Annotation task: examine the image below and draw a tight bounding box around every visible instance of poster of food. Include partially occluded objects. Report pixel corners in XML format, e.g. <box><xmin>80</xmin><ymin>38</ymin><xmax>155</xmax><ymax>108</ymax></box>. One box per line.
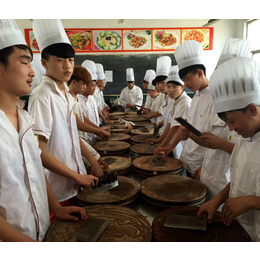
<box><xmin>66</xmin><ymin>29</ymin><xmax>92</xmax><ymax>51</ymax></box>
<box><xmin>93</xmin><ymin>30</ymin><xmax>122</xmax><ymax>51</ymax></box>
<box><xmin>123</xmin><ymin>30</ymin><xmax>151</xmax><ymax>50</ymax></box>
<box><xmin>181</xmin><ymin>28</ymin><xmax>212</xmax><ymax>49</ymax></box>
<box><xmin>152</xmin><ymin>29</ymin><xmax>181</xmax><ymax>50</ymax></box>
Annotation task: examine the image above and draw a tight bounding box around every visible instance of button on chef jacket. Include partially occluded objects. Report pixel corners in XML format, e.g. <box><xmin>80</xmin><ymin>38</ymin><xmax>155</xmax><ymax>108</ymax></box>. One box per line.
<box><xmin>180</xmin><ymin>87</ymin><xmax>214</xmax><ymax>175</ymax></box>
<box><xmin>119</xmin><ymin>85</ymin><xmax>143</xmax><ymax>112</ymax></box>
<box><xmin>0</xmin><ymin>99</ymin><xmax>50</xmax><ymax>241</ymax></box>
<box><xmin>229</xmin><ymin>131</ymin><xmax>260</xmax><ymax>241</ymax></box>
<box><xmin>28</xmin><ymin>76</ymin><xmax>87</xmax><ymax>202</ymax></box>
<box><xmin>78</xmin><ymin>94</ymin><xmax>99</xmax><ymax>145</ymax></box>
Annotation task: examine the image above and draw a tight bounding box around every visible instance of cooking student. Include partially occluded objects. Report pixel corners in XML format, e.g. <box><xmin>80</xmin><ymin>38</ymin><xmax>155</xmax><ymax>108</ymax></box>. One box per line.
<box><xmin>197</xmin><ymin>57</ymin><xmax>260</xmax><ymax>242</ymax></box>
<box><xmin>152</xmin><ymin>65</ymin><xmax>191</xmax><ymax>159</ymax></box>
<box><xmin>78</xmin><ymin>60</ymin><xmax>101</xmax><ymax>145</ymax></box>
<box><xmin>93</xmin><ymin>63</ymin><xmax>111</xmax><ymax>125</ymax></box>
<box><xmin>28</xmin><ymin>19</ymin><xmax>102</xmax><ymax>224</ymax></box>
<box><xmin>155</xmin><ymin>40</ymin><xmax>213</xmax><ymax>178</ymax></box>
<box><xmin>142</xmin><ymin>69</ymin><xmax>155</xmax><ymax>114</ymax></box>
<box><xmin>0</xmin><ymin>19</ymin><xmax>87</xmax><ymax>242</ymax></box>
<box><xmin>182</xmin><ymin>38</ymin><xmax>252</xmax><ymax>202</ymax></box>
<box><xmin>68</xmin><ymin>65</ymin><xmax>109</xmax><ymax>170</ymax></box>
<box><xmin>119</xmin><ymin>68</ymin><xmax>143</xmax><ymax>112</ymax></box>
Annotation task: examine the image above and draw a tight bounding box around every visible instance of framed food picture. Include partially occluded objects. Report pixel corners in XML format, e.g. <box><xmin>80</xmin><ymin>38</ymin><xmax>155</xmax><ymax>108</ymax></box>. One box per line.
<box><xmin>123</xmin><ymin>30</ymin><xmax>152</xmax><ymax>51</ymax></box>
<box><xmin>66</xmin><ymin>29</ymin><xmax>92</xmax><ymax>52</ymax></box>
<box><xmin>93</xmin><ymin>30</ymin><xmax>122</xmax><ymax>51</ymax></box>
<box><xmin>152</xmin><ymin>29</ymin><xmax>181</xmax><ymax>50</ymax></box>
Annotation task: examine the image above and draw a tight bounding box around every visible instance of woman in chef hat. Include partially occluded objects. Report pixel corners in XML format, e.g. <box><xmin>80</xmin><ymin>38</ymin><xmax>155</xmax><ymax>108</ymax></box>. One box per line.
<box><xmin>119</xmin><ymin>68</ymin><xmax>143</xmax><ymax>112</ymax></box>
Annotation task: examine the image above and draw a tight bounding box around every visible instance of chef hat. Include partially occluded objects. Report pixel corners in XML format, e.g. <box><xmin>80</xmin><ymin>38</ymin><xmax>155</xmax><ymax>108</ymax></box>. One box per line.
<box><xmin>126</xmin><ymin>68</ymin><xmax>135</xmax><ymax>82</ymax></box>
<box><xmin>147</xmin><ymin>72</ymin><xmax>156</xmax><ymax>90</ymax></box>
<box><xmin>174</xmin><ymin>40</ymin><xmax>203</xmax><ymax>75</ymax></box>
<box><xmin>31</xmin><ymin>53</ymin><xmax>46</xmax><ymax>85</ymax></box>
<box><xmin>143</xmin><ymin>69</ymin><xmax>155</xmax><ymax>82</ymax></box>
<box><xmin>152</xmin><ymin>56</ymin><xmax>171</xmax><ymax>85</ymax></box>
<box><xmin>209</xmin><ymin>57</ymin><xmax>260</xmax><ymax>113</ymax></box>
<box><xmin>32</xmin><ymin>19</ymin><xmax>72</xmax><ymax>53</ymax></box>
<box><xmin>81</xmin><ymin>60</ymin><xmax>97</xmax><ymax>81</ymax></box>
<box><xmin>96</xmin><ymin>63</ymin><xmax>105</xmax><ymax>80</ymax></box>
<box><xmin>167</xmin><ymin>65</ymin><xmax>184</xmax><ymax>85</ymax></box>
<box><xmin>215</xmin><ymin>38</ymin><xmax>252</xmax><ymax>69</ymax></box>
<box><xmin>0</xmin><ymin>19</ymin><xmax>27</xmax><ymax>51</ymax></box>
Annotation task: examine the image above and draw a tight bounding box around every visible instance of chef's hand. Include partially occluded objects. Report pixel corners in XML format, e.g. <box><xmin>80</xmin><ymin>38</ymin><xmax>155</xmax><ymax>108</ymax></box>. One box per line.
<box><xmin>154</xmin><ymin>146</ymin><xmax>171</xmax><ymax>157</ymax></box>
<box><xmin>220</xmin><ymin>196</ymin><xmax>252</xmax><ymax>226</ymax></box>
<box><xmin>126</xmin><ymin>103</ymin><xmax>132</xmax><ymax>108</ymax></box>
<box><xmin>147</xmin><ymin>138</ymin><xmax>160</xmax><ymax>144</ymax></box>
<box><xmin>142</xmin><ymin>113</ymin><xmax>152</xmax><ymax>119</ymax></box>
<box><xmin>55</xmin><ymin>205</ymin><xmax>87</xmax><ymax>222</ymax></box>
<box><xmin>75</xmin><ymin>174</ymin><xmax>98</xmax><ymax>188</ymax></box>
<box><xmin>90</xmin><ymin>162</ymin><xmax>104</xmax><ymax>177</ymax></box>
<box><xmin>98</xmin><ymin>129</ymin><xmax>110</xmax><ymax>141</ymax></box>
<box><xmin>197</xmin><ymin>198</ymin><xmax>219</xmax><ymax>224</ymax></box>
<box><xmin>98</xmin><ymin>157</ymin><xmax>109</xmax><ymax>170</ymax></box>
<box><xmin>194</xmin><ymin>166</ymin><xmax>202</xmax><ymax>181</ymax></box>
<box><xmin>180</xmin><ymin>125</ymin><xmax>192</xmax><ymax>141</ymax></box>
<box><xmin>158</xmin><ymin>120</ymin><xmax>164</xmax><ymax>128</ymax></box>
<box><xmin>200</xmin><ymin>132</ymin><xmax>222</xmax><ymax>149</ymax></box>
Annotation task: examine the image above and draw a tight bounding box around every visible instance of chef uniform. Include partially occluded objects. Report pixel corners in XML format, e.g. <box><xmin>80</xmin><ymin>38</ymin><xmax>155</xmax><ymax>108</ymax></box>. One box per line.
<box><xmin>209</xmin><ymin>57</ymin><xmax>260</xmax><ymax>242</ymax></box>
<box><xmin>78</xmin><ymin>60</ymin><xmax>99</xmax><ymax>145</ymax></box>
<box><xmin>28</xmin><ymin>19</ymin><xmax>87</xmax><ymax>202</ymax></box>
<box><xmin>143</xmin><ymin>69</ymin><xmax>155</xmax><ymax>110</ymax></box>
<box><xmin>119</xmin><ymin>68</ymin><xmax>143</xmax><ymax>112</ymax></box>
<box><xmin>200</xmin><ymin>38</ymin><xmax>252</xmax><ymax>202</ymax></box>
<box><xmin>0</xmin><ymin>19</ymin><xmax>50</xmax><ymax>241</ymax></box>
<box><xmin>167</xmin><ymin>65</ymin><xmax>191</xmax><ymax>159</ymax></box>
<box><xmin>31</xmin><ymin>53</ymin><xmax>46</xmax><ymax>93</ymax></box>
<box><xmin>175</xmin><ymin>40</ymin><xmax>214</xmax><ymax>176</ymax></box>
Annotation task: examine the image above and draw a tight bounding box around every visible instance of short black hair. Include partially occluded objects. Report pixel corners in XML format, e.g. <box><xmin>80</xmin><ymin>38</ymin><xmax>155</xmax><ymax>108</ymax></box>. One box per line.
<box><xmin>0</xmin><ymin>45</ymin><xmax>33</xmax><ymax>66</ymax></box>
<box><xmin>217</xmin><ymin>105</ymin><xmax>249</xmax><ymax>120</ymax></box>
<box><xmin>167</xmin><ymin>81</ymin><xmax>183</xmax><ymax>86</ymax></box>
<box><xmin>127</xmin><ymin>81</ymin><xmax>134</xmax><ymax>83</ymax></box>
<box><xmin>41</xmin><ymin>43</ymin><xmax>75</xmax><ymax>60</ymax></box>
<box><xmin>179</xmin><ymin>64</ymin><xmax>206</xmax><ymax>79</ymax></box>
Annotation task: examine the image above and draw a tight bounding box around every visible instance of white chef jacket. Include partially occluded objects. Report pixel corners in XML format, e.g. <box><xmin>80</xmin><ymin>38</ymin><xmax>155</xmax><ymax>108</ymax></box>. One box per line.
<box><xmin>228</xmin><ymin>131</ymin><xmax>260</xmax><ymax>241</ymax></box>
<box><xmin>93</xmin><ymin>87</ymin><xmax>104</xmax><ymax>125</ymax></box>
<box><xmin>169</xmin><ymin>91</ymin><xmax>192</xmax><ymax>159</ymax></box>
<box><xmin>149</xmin><ymin>93</ymin><xmax>163</xmax><ymax>126</ymax></box>
<box><xmin>28</xmin><ymin>76</ymin><xmax>87</xmax><ymax>202</ymax></box>
<box><xmin>180</xmin><ymin>87</ymin><xmax>214</xmax><ymax>175</ymax></box>
<box><xmin>200</xmin><ymin>109</ymin><xmax>239</xmax><ymax>202</ymax></box>
<box><xmin>162</xmin><ymin>94</ymin><xmax>175</xmax><ymax>128</ymax></box>
<box><xmin>144</xmin><ymin>93</ymin><xmax>152</xmax><ymax>109</ymax></box>
<box><xmin>73</xmin><ymin>97</ymin><xmax>100</xmax><ymax>166</ymax></box>
<box><xmin>78</xmin><ymin>94</ymin><xmax>99</xmax><ymax>145</ymax></box>
<box><xmin>0</xmin><ymin>100</ymin><xmax>50</xmax><ymax>241</ymax></box>
<box><xmin>119</xmin><ymin>85</ymin><xmax>143</xmax><ymax>112</ymax></box>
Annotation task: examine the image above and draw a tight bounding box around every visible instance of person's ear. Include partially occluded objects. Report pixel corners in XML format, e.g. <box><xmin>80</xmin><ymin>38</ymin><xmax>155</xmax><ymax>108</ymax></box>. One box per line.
<box><xmin>197</xmin><ymin>69</ymin><xmax>203</xmax><ymax>78</ymax></box>
<box><xmin>248</xmin><ymin>104</ymin><xmax>258</xmax><ymax>116</ymax></box>
<box><xmin>41</xmin><ymin>59</ymin><xmax>48</xmax><ymax>70</ymax></box>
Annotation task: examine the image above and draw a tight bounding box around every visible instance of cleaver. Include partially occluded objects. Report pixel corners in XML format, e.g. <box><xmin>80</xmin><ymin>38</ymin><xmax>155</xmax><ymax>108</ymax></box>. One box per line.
<box><xmin>74</xmin><ymin>218</ymin><xmax>110</xmax><ymax>242</ymax></box>
<box><xmin>175</xmin><ymin>117</ymin><xmax>203</xmax><ymax>137</ymax></box>
<box><xmin>164</xmin><ymin>214</ymin><xmax>207</xmax><ymax>231</ymax></box>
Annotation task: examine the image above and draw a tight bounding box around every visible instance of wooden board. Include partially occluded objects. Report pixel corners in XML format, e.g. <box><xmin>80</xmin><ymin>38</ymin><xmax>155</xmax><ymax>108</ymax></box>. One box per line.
<box><xmin>75</xmin><ymin>176</ymin><xmax>139</xmax><ymax>206</ymax></box>
<box><xmin>44</xmin><ymin>204</ymin><xmax>152</xmax><ymax>242</ymax></box>
<box><xmin>124</xmin><ymin>116</ymin><xmax>149</xmax><ymax>122</ymax></box>
<box><xmin>140</xmin><ymin>175</ymin><xmax>207</xmax><ymax>207</ymax></box>
<box><xmin>109</xmin><ymin>115</ymin><xmax>126</xmax><ymax>120</ymax></box>
<box><xmin>131</xmin><ymin>128</ymin><xmax>154</xmax><ymax>135</ymax></box>
<box><xmin>110</xmin><ymin>112</ymin><xmax>126</xmax><ymax>116</ymax></box>
<box><xmin>101</xmin><ymin>156</ymin><xmax>132</xmax><ymax>176</ymax></box>
<box><xmin>92</xmin><ymin>141</ymin><xmax>130</xmax><ymax>156</ymax></box>
<box><xmin>152</xmin><ymin>206</ymin><xmax>251</xmax><ymax>242</ymax></box>
<box><xmin>97</xmin><ymin>133</ymin><xmax>131</xmax><ymax>142</ymax></box>
<box><xmin>130</xmin><ymin>134</ymin><xmax>157</xmax><ymax>145</ymax></box>
<box><xmin>130</xmin><ymin>143</ymin><xmax>161</xmax><ymax>160</ymax></box>
<box><xmin>133</xmin><ymin>122</ymin><xmax>154</xmax><ymax>128</ymax></box>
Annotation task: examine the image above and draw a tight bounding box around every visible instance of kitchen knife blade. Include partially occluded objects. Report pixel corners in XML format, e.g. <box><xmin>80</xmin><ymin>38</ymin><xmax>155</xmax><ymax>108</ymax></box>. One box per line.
<box><xmin>175</xmin><ymin>117</ymin><xmax>203</xmax><ymax>137</ymax></box>
<box><xmin>149</xmin><ymin>157</ymin><xmax>164</xmax><ymax>166</ymax></box>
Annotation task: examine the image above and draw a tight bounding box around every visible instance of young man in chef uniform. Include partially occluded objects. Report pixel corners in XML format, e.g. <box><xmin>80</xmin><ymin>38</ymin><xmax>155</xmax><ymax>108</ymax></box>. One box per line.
<box><xmin>78</xmin><ymin>60</ymin><xmax>101</xmax><ymax>145</ymax></box>
<box><xmin>142</xmin><ymin>69</ymin><xmax>155</xmax><ymax>114</ymax></box>
<box><xmin>119</xmin><ymin>68</ymin><xmax>143</xmax><ymax>112</ymax></box>
<box><xmin>0</xmin><ymin>19</ymin><xmax>87</xmax><ymax>241</ymax></box>
<box><xmin>155</xmin><ymin>40</ymin><xmax>213</xmax><ymax>178</ymax></box>
<box><xmin>28</xmin><ymin>19</ymin><xmax>101</xmax><ymax>223</ymax></box>
<box><xmin>198</xmin><ymin>57</ymin><xmax>260</xmax><ymax>242</ymax></box>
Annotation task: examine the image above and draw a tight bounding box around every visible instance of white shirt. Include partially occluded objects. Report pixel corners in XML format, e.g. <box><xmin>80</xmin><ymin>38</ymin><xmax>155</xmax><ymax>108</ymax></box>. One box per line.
<box><xmin>180</xmin><ymin>87</ymin><xmax>214</xmax><ymax>174</ymax></box>
<box><xmin>144</xmin><ymin>93</ymin><xmax>152</xmax><ymax>109</ymax></box>
<box><xmin>200</xmin><ymin>109</ymin><xmax>239</xmax><ymax>201</ymax></box>
<box><xmin>229</xmin><ymin>132</ymin><xmax>260</xmax><ymax>241</ymax></box>
<box><xmin>119</xmin><ymin>85</ymin><xmax>143</xmax><ymax>112</ymax></box>
<box><xmin>149</xmin><ymin>93</ymin><xmax>163</xmax><ymax>125</ymax></box>
<box><xmin>169</xmin><ymin>91</ymin><xmax>192</xmax><ymax>159</ymax></box>
<box><xmin>93</xmin><ymin>87</ymin><xmax>104</xmax><ymax>125</ymax></box>
<box><xmin>0</xmin><ymin>100</ymin><xmax>50</xmax><ymax>241</ymax></box>
<box><xmin>78</xmin><ymin>94</ymin><xmax>99</xmax><ymax>145</ymax></box>
<box><xmin>28</xmin><ymin>76</ymin><xmax>87</xmax><ymax>202</ymax></box>
<box><xmin>162</xmin><ymin>94</ymin><xmax>175</xmax><ymax>128</ymax></box>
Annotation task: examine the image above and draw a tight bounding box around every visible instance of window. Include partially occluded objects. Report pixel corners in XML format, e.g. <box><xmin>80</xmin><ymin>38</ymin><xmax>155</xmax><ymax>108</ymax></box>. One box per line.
<box><xmin>246</xmin><ymin>19</ymin><xmax>260</xmax><ymax>62</ymax></box>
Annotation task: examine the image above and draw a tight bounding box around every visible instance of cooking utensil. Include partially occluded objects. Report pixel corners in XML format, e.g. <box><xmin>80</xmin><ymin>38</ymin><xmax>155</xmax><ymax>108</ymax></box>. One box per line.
<box><xmin>175</xmin><ymin>117</ymin><xmax>203</xmax><ymax>137</ymax></box>
<box><xmin>103</xmin><ymin>157</ymin><xmax>117</xmax><ymax>165</ymax></box>
<box><xmin>149</xmin><ymin>157</ymin><xmax>164</xmax><ymax>166</ymax></box>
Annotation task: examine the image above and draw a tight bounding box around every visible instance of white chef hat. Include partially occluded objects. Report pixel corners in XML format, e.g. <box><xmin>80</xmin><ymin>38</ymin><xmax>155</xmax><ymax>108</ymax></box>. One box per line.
<box><xmin>147</xmin><ymin>72</ymin><xmax>156</xmax><ymax>90</ymax></box>
<box><xmin>143</xmin><ymin>69</ymin><xmax>155</xmax><ymax>82</ymax></box>
<box><xmin>32</xmin><ymin>19</ymin><xmax>72</xmax><ymax>53</ymax></box>
<box><xmin>126</xmin><ymin>68</ymin><xmax>135</xmax><ymax>82</ymax></box>
<box><xmin>0</xmin><ymin>19</ymin><xmax>27</xmax><ymax>51</ymax></box>
<box><xmin>152</xmin><ymin>56</ymin><xmax>171</xmax><ymax>85</ymax></box>
<box><xmin>96</xmin><ymin>63</ymin><xmax>105</xmax><ymax>80</ymax></box>
<box><xmin>167</xmin><ymin>65</ymin><xmax>184</xmax><ymax>85</ymax></box>
<box><xmin>174</xmin><ymin>40</ymin><xmax>204</xmax><ymax>78</ymax></box>
<box><xmin>215</xmin><ymin>38</ymin><xmax>252</xmax><ymax>69</ymax></box>
<box><xmin>31</xmin><ymin>53</ymin><xmax>46</xmax><ymax>85</ymax></box>
<box><xmin>81</xmin><ymin>60</ymin><xmax>97</xmax><ymax>81</ymax></box>
<box><xmin>209</xmin><ymin>57</ymin><xmax>260</xmax><ymax>113</ymax></box>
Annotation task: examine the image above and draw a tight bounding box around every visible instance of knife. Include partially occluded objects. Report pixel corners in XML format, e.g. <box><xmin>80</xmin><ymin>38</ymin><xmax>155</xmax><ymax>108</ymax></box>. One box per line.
<box><xmin>175</xmin><ymin>117</ymin><xmax>203</xmax><ymax>137</ymax></box>
<box><xmin>164</xmin><ymin>214</ymin><xmax>207</xmax><ymax>231</ymax></box>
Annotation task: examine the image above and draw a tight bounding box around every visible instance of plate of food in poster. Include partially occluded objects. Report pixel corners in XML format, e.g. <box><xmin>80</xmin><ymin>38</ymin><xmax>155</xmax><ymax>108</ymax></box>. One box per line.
<box><xmin>153</xmin><ymin>30</ymin><xmax>180</xmax><ymax>49</ymax></box>
<box><xmin>123</xmin><ymin>30</ymin><xmax>151</xmax><ymax>50</ymax></box>
<box><xmin>29</xmin><ymin>31</ymin><xmax>40</xmax><ymax>52</ymax></box>
<box><xmin>182</xmin><ymin>29</ymin><xmax>208</xmax><ymax>48</ymax></box>
<box><xmin>94</xmin><ymin>30</ymin><xmax>122</xmax><ymax>50</ymax></box>
<box><xmin>66</xmin><ymin>30</ymin><xmax>92</xmax><ymax>51</ymax></box>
